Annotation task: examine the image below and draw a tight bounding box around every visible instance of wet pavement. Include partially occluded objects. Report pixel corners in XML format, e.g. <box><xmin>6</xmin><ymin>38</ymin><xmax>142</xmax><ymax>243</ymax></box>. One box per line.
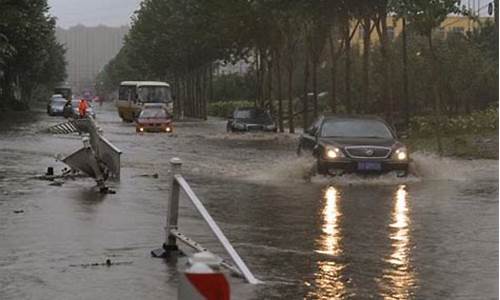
<box><xmin>0</xmin><ymin>104</ymin><xmax>498</xmax><ymax>299</ymax></box>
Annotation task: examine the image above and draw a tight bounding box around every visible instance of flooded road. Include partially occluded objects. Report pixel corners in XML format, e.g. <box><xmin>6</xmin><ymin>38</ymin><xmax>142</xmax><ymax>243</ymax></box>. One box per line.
<box><xmin>0</xmin><ymin>104</ymin><xmax>498</xmax><ymax>299</ymax></box>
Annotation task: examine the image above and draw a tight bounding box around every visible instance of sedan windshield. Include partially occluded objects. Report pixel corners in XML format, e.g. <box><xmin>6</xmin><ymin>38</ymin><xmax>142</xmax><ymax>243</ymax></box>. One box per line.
<box><xmin>234</xmin><ymin>109</ymin><xmax>273</xmax><ymax>124</ymax></box>
<box><xmin>140</xmin><ymin>109</ymin><xmax>167</xmax><ymax>119</ymax></box>
<box><xmin>51</xmin><ymin>98</ymin><xmax>67</xmax><ymax>105</ymax></box>
<box><xmin>321</xmin><ymin>119</ymin><xmax>393</xmax><ymax>139</ymax></box>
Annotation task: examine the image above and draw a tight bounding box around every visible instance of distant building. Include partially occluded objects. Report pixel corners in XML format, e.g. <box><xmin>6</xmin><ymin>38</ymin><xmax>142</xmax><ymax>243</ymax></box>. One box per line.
<box><xmin>353</xmin><ymin>16</ymin><xmax>494</xmax><ymax>49</ymax></box>
<box><xmin>56</xmin><ymin>25</ymin><xmax>129</xmax><ymax>95</ymax></box>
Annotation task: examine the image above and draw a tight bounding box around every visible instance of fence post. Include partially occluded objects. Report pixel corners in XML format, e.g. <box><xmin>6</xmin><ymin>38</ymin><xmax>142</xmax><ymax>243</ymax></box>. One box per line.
<box><xmin>165</xmin><ymin>157</ymin><xmax>182</xmax><ymax>251</ymax></box>
<box><xmin>151</xmin><ymin>157</ymin><xmax>182</xmax><ymax>257</ymax></box>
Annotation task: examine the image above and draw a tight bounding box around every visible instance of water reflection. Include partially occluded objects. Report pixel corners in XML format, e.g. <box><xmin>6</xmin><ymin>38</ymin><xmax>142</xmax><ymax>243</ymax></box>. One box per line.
<box><xmin>318</xmin><ymin>186</ymin><xmax>342</xmax><ymax>256</ymax></box>
<box><xmin>382</xmin><ymin>185</ymin><xmax>416</xmax><ymax>299</ymax></box>
<box><xmin>308</xmin><ymin>186</ymin><xmax>346</xmax><ymax>299</ymax></box>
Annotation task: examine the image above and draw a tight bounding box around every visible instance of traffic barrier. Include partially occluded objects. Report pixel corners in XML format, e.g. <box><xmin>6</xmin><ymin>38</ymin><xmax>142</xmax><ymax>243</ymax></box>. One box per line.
<box><xmin>178</xmin><ymin>252</ymin><xmax>230</xmax><ymax>300</ymax></box>
<box><xmin>152</xmin><ymin>158</ymin><xmax>261</xmax><ymax>285</ymax></box>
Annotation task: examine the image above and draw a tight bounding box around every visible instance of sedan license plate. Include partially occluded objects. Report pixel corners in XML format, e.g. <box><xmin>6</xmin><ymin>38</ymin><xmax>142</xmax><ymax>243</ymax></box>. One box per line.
<box><xmin>357</xmin><ymin>161</ymin><xmax>382</xmax><ymax>171</ymax></box>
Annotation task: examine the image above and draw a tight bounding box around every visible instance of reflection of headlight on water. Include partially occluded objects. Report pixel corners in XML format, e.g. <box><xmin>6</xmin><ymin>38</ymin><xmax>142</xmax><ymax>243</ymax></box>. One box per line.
<box><xmin>325</xmin><ymin>186</ymin><xmax>337</xmax><ymax>200</ymax></box>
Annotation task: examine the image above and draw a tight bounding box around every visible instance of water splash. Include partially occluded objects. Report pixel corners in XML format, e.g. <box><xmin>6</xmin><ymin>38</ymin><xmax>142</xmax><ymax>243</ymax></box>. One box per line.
<box><xmin>246</xmin><ymin>151</ymin><xmax>497</xmax><ymax>185</ymax></box>
<box><xmin>409</xmin><ymin>151</ymin><xmax>497</xmax><ymax>181</ymax></box>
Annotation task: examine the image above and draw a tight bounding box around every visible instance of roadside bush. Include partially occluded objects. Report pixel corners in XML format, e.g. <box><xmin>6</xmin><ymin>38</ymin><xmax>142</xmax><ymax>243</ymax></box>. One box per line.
<box><xmin>409</xmin><ymin>106</ymin><xmax>498</xmax><ymax>136</ymax></box>
<box><xmin>208</xmin><ymin>100</ymin><xmax>254</xmax><ymax>118</ymax></box>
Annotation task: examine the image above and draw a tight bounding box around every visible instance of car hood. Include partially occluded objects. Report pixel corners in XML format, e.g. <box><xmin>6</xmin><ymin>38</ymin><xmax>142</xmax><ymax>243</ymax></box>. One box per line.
<box><xmin>52</xmin><ymin>103</ymin><xmax>65</xmax><ymax>109</ymax></box>
<box><xmin>319</xmin><ymin>137</ymin><xmax>397</xmax><ymax>148</ymax></box>
<box><xmin>234</xmin><ymin>118</ymin><xmax>274</xmax><ymax>125</ymax></box>
<box><xmin>137</xmin><ymin>118</ymin><xmax>171</xmax><ymax>124</ymax></box>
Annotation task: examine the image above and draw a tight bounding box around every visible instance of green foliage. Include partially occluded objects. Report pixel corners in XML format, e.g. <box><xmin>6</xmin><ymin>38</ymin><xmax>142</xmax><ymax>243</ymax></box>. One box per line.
<box><xmin>100</xmin><ymin>0</ymin><xmax>497</xmax><ymax>127</ymax></box>
<box><xmin>208</xmin><ymin>100</ymin><xmax>254</xmax><ymax>118</ymax></box>
<box><xmin>0</xmin><ymin>0</ymin><xmax>66</xmax><ymax>108</ymax></box>
<box><xmin>409</xmin><ymin>106</ymin><xmax>499</xmax><ymax>136</ymax></box>
<box><xmin>212</xmin><ymin>73</ymin><xmax>256</xmax><ymax>102</ymax></box>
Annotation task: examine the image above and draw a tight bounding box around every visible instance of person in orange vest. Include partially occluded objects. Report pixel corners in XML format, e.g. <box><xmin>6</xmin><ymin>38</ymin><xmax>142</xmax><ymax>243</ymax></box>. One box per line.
<box><xmin>78</xmin><ymin>99</ymin><xmax>88</xmax><ymax>118</ymax></box>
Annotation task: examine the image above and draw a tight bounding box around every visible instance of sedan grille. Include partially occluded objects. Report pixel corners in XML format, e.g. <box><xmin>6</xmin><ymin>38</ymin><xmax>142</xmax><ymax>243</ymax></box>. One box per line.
<box><xmin>247</xmin><ymin>125</ymin><xmax>264</xmax><ymax>131</ymax></box>
<box><xmin>344</xmin><ymin>146</ymin><xmax>391</xmax><ymax>159</ymax></box>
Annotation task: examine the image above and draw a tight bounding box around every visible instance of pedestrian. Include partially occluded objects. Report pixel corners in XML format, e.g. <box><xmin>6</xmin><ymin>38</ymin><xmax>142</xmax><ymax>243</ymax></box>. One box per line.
<box><xmin>78</xmin><ymin>98</ymin><xmax>88</xmax><ymax>118</ymax></box>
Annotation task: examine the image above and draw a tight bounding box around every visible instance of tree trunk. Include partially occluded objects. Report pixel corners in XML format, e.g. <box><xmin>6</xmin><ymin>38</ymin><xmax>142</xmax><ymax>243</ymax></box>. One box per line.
<box><xmin>303</xmin><ymin>52</ymin><xmax>310</xmax><ymax>129</ymax></box>
<box><xmin>287</xmin><ymin>63</ymin><xmax>295</xmax><ymax>133</ymax></box>
<box><xmin>255</xmin><ymin>49</ymin><xmax>260</xmax><ymax>107</ymax></box>
<box><xmin>204</xmin><ymin>66</ymin><xmax>209</xmax><ymax>120</ymax></box>
<box><xmin>267</xmin><ymin>54</ymin><xmax>274</xmax><ymax>116</ymax></box>
<box><xmin>276</xmin><ymin>53</ymin><xmax>284</xmax><ymax>132</ymax></box>
<box><xmin>378</xmin><ymin>11</ymin><xmax>392</xmax><ymax>122</ymax></box>
<box><xmin>312</xmin><ymin>58</ymin><xmax>318</xmax><ymax>120</ymax></box>
<box><xmin>495</xmin><ymin>0</ymin><xmax>499</xmax><ymax>38</ymax></box>
<box><xmin>362</xmin><ymin>16</ymin><xmax>371</xmax><ymax>113</ymax></box>
<box><xmin>402</xmin><ymin>17</ymin><xmax>410</xmax><ymax>129</ymax></box>
<box><xmin>344</xmin><ymin>23</ymin><xmax>352</xmax><ymax>114</ymax></box>
<box><xmin>328</xmin><ymin>33</ymin><xmax>337</xmax><ymax>113</ymax></box>
<box><xmin>209</xmin><ymin>62</ymin><xmax>214</xmax><ymax>103</ymax></box>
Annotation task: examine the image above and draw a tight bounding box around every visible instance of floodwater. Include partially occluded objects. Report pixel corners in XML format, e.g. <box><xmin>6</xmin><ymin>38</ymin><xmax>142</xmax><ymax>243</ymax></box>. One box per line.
<box><xmin>0</xmin><ymin>104</ymin><xmax>497</xmax><ymax>299</ymax></box>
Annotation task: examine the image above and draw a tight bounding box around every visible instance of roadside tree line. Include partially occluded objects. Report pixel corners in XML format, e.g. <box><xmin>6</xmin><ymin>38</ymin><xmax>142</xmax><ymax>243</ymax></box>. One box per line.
<box><xmin>0</xmin><ymin>0</ymin><xmax>67</xmax><ymax>110</ymax></box>
<box><xmin>98</xmin><ymin>0</ymin><xmax>498</xmax><ymax>140</ymax></box>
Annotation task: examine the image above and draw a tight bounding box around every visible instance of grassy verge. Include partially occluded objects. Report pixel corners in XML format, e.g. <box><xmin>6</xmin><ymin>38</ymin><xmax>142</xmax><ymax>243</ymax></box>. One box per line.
<box><xmin>404</xmin><ymin>131</ymin><xmax>498</xmax><ymax>159</ymax></box>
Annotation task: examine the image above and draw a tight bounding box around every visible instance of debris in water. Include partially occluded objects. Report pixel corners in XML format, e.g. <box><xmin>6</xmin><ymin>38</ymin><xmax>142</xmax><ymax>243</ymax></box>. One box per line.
<box><xmin>69</xmin><ymin>259</ymin><xmax>133</xmax><ymax>268</ymax></box>
<box><xmin>136</xmin><ymin>173</ymin><xmax>159</xmax><ymax>178</ymax></box>
<box><xmin>49</xmin><ymin>180</ymin><xmax>64</xmax><ymax>186</ymax></box>
<box><xmin>13</xmin><ymin>210</ymin><xmax>24</xmax><ymax>214</ymax></box>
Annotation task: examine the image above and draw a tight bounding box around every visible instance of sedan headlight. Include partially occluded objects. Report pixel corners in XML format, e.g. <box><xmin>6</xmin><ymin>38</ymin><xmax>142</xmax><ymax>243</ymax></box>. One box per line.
<box><xmin>265</xmin><ymin>124</ymin><xmax>276</xmax><ymax>131</ymax></box>
<box><xmin>394</xmin><ymin>147</ymin><xmax>408</xmax><ymax>161</ymax></box>
<box><xmin>325</xmin><ymin>146</ymin><xmax>344</xmax><ymax>159</ymax></box>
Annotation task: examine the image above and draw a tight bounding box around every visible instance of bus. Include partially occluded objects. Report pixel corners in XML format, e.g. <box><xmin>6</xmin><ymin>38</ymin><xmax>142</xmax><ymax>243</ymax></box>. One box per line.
<box><xmin>54</xmin><ymin>83</ymin><xmax>72</xmax><ymax>100</ymax></box>
<box><xmin>116</xmin><ymin>81</ymin><xmax>172</xmax><ymax>122</ymax></box>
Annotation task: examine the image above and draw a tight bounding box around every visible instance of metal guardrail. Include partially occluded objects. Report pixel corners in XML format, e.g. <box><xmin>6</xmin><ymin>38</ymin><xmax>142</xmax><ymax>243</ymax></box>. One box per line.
<box><xmin>152</xmin><ymin>158</ymin><xmax>261</xmax><ymax>285</ymax></box>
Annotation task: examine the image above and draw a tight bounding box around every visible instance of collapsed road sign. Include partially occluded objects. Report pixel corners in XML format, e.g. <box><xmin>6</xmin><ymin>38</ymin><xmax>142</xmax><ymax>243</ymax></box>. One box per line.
<box><xmin>47</xmin><ymin>117</ymin><xmax>121</xmax><ymax>192</ymax></box>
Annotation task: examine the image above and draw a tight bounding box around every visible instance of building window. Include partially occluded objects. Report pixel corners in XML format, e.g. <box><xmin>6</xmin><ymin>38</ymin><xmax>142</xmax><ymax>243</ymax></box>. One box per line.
<box><xmin>449</xmin><ymin>26</ymin><xmax>465</xmax><ymax>36</ymax></box>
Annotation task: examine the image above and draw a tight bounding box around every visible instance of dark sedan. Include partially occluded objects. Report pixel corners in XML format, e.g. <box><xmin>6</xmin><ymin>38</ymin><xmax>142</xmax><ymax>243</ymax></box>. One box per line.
<box><xmin>298</xmin><ymin>115</ymin><xmax>409</xmax><ymax>176</ymax></box>
<box><xmin>227</xmin><ymin>107</ymin><xmax>277</xmax><ymax>132</ymax></box>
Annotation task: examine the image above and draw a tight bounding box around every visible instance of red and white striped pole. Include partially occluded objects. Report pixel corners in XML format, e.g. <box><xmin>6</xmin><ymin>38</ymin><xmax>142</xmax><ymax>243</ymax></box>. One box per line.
<box><xmin>178</xmin><ymin>252</ymin><xmax>230</xmax><ymax>300</ymax></box>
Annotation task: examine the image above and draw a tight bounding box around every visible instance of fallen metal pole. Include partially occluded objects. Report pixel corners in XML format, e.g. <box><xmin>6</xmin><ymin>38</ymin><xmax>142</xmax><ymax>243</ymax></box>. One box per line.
<box><xmin>170</xmin><ymin>229</ymin><xmax>243</xmax><ymax>277</ymax></box>
<box><xmin>175</xmin><ymin>174</ymin><xmax>261</xmax><ymax>284</ymax></box>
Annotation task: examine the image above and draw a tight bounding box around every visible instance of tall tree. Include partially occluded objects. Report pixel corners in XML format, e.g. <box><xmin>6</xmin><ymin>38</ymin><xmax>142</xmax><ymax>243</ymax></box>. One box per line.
<box><xmin>403</xmin><ymin>0</ymin><xmax>461</xmax><ymax>154</ymax></box>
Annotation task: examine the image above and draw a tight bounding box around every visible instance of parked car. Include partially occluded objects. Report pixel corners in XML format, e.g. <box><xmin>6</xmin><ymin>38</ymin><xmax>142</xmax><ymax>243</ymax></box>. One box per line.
<box><xmin>63</xmin><ymin>99</ymin><xmax>96</xmax><ymax>119</ymax></box>
<box><xmin>226</xmin><ymin>107</ymin><xmax>277</xmax><ymax>132</ymax></box>
<box><xmin>46</xmin><ymin>94</ymin><xmax>67</xmax><ymax>116</ymax></box>
<box><xmin>135</xmin><ymin>103</ymin><xmax>173</xmax><ymax>133</ymax></box>
<box><xmin>298</xmin><ymin>115</ymin><xmax>409</xmax><ymax>177</ymax></box>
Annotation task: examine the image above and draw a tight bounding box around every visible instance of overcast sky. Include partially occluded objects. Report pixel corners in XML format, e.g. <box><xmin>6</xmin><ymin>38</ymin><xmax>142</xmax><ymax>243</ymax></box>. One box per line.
<box><xmin>48</xmin><ymin>0</ymin><xmax>142</xmax><ymax>28</ymax></box>
<box><xmin>48</xmin><ymin>0</ymin><xmax>490</xmax><ymax>29</ymax></box>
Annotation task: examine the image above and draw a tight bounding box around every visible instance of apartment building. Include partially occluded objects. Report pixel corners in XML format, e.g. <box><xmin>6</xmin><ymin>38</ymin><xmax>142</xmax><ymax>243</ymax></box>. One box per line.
<box><xmin>56</xmin><ymin>25</ymin><xmax>129</xmax><ymax>95</ymax></box>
